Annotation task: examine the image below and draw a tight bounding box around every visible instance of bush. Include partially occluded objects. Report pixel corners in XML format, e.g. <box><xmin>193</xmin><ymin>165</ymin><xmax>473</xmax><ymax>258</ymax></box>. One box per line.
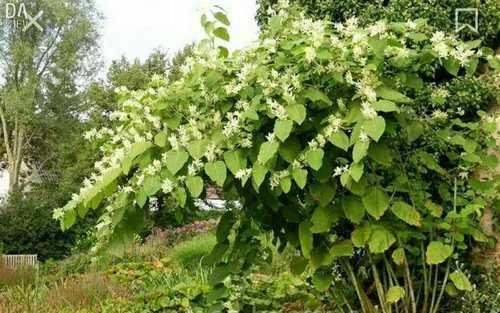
<box><xmin>257</xmin><ymin>0</ymin><xmax>500</xmax><ymax>48</ymax></box>
<box><xmin>58</xmin><ymin>4</ymin><xmax>499</xmax><ymax>313</ymax></box>
<box><xmin>0</xmin><ymin>192</ymin><xmax>94</xmax><ymax>261</ymax></box>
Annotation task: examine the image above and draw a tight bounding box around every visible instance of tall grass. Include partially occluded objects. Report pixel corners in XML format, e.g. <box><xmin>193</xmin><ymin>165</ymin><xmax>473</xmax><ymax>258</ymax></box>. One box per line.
<box><xmin>168</xmin><ymin>232</ymin><xmax>216</xmax><ymax>269</ymax></box>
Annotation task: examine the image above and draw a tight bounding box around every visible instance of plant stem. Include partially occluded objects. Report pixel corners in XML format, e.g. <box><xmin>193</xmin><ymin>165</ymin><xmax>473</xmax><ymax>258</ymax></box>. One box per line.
<box><xmin>369</xmin><ymin>253</ymin><xmax>388</xmax><ymax>313</ymax></box>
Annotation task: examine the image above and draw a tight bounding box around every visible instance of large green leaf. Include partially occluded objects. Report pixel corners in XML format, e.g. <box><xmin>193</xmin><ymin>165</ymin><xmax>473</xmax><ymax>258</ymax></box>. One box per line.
<box><xmin>299</xmin><ymin>221</ymin><xmax>313</xmax><ymax>258</ymax></box>
<box><xmin>143</xmin><ymin>176</ymin><xmax>162</xmax><ymax>196</ymax></box>
<box><xmin>372</xmin><ymin>100</ymin><xmax>399</xmax><ymax>112</ymax></box>
<box><xmin>213</xmin><ymin>27</ymin><xmax>230</xmax><ymax>41</ymax></box>
<box><xmin>187</xmin><ymin>140</ymin><xmax>207</xmax><ymax>159</ymax></box>
<box><xmin>350</xmin><ymin>162</ymin><xmax>364</xmax><ymax>182</ymax></box>
<box><xmin>330</xmin><ymin>240</ymin><xmax>353</xmax><ymax>257</ymax></box>
<box><xmin>449</xmin><ymin>270</ymin><xmax>472</xmax><ymax>291</ymax></box>
<box><xmin>310</xmin><ymin>206</ymin><xmax>335</xmax><ymax>233</ymax></box>
<box><xmin>329</xmin><ymin>130</ymin><xmax>350</xmax><ymax>151</ymax></box>
<box><xmin>362</xmin><ymin>187</ymin><xmax>389</xmax><ymax>220</ymax></box>
<box><xmin>258</xmin><ymin>141</ymin><xmax>280</xmax><ymax>164</ymax></box>
<box><xmin>286</xmin><ymin>104</ymin><xmax>307</xmax><ymax>125</ymax></box>
<box><xmin>426</xmin><ymin>241</ymin><xmax>453</xmax><ymax>265</ymax></box>
<box><xmin>353</xmin><ymin>141</ymin><xmax>369</xmax><ymax>163</ymax></box>
<box><xmin>224</xmin><ymin>150</ymin><xmax>247</xmax><ymax>175</ymax></box>
<box><xmin>274</xmin><ymin>119</ymin><xmax>294</xmax><ymax>142</ymax></box>
<box><xmin>312</xmin><ymin>271</ymin><xmax>332</xmax><ymax>291</ymax></box>
<box><xmin>351</xmin><ymin>224</ymin><xmax>372</xmax><ymax>248</ymax></box>
<box><xmin>122</xmin><ymin>142</ymin><xmax>153</xmax><ymax>174</ymax></box>
<box><xmin>363</xmin><ymin>116</ymin><xmax>385</xmax><ymax>142</ymax></box>
<box><xmin>279</xmin><ymin>137</ymin><xmax>301</xmax><ymax>163</ymax></box>
<box><xmin>390</xmin><ymin>201</ymin><xmax>422</xmax><ymax>226</ymax></box>
<box><xmin>376</xmin><ymin>86</ymin><xmax>411</xmax><ymax>103</ymax></box>
<box><xmin>310</xmin><ymin>183</ymin><xmax>335</xmax><ymax>207</ymax></box>
<box><xmin>392</xmin><ymin>248</ymin><xmax>405</xmax><ymax>265</ymax></box>
<box><xmin>305</xmin><ymin>148</ymin><xmax>324</xmax><ymax>170</ymax></box>
<box><xmin>251</xmin><ymin>164</ymin><xmax>268</xmax><ymax>190</ymax></box>
<box><xmin>368</xmin><ymin>226</ymin><xmax>396</xmax><ymax>253</ymax></box>
<box><xmin>205</xmin><ymin>161</ymin><xmax>227</xmax><ymax>187</ymax></box>
<box><xmin>165</xmin><ymin>149</ymin><xmax>189</xmax><ymax>175</ymax></box>
<box><xmin>341</xmin><ymin>196</ymin><xmax>365</xmax><ymax>224</ymax></box>
<box><xmin>386</xmin><ymin>286</ymin><xmax>405</xmax><ymax>304</ymax></box>
<box><xmin>186</xmin><ymin>175</ymin><xmax>204</xmax><ymax>198</ymax></box>
<box><xmin>303</xmin><ymin>88</ymin><xmax>332</xmax><ymax>105</ymax></box>
<box><xmin>292</xmin><ymin>168</ymin><xmax>308</xmax><ymax>189</ymax></box>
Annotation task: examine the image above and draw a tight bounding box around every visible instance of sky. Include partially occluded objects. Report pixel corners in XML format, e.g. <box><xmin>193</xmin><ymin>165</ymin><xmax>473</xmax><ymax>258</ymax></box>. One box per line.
<box><xmin>95</xmin><ymin>0</ymin><xmax>260</xmax><ymax>66</ymax></box>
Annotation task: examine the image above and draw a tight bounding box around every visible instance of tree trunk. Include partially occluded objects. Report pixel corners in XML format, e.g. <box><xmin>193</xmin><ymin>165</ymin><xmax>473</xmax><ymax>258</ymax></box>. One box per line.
<box><xmin>0</xmin><ymin>107</ymin><xmax>25</xmax><ymax>195</ymax></box>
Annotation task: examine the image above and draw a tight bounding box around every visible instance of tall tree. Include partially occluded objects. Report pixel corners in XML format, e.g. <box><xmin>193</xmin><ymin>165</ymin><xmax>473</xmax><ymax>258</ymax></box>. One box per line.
<box><xmin>0</xmin><ymin>0</ymin><xmax>100</xmax><ymax>194</ymax></box>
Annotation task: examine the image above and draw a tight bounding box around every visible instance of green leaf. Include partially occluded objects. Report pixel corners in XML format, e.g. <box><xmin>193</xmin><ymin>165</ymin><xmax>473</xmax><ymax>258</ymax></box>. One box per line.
<box><xmin>174</xmin><ymin>187</ymin><xmax>187</xmax><ymax>207</ymax></box>
<box><xmin>351</xmin><ymin>224</ymin><xmax>372</xmax><ymax>248</ymax></box>
<box><xmin>350</xmin><ymin>162</ymin><xmax>364</xmax><ymax>182</ymax></box>
<box><xmin>205</xmin><ymin>161</ymin><xmax>227</xmax><ymax>187</ymax></box>
<box><xmin>286</xmin><ymin>104</ymin><xmax>307</xmax><ymax>125</ymax></box>
<box><xmin>186</xmin><ymin>176</ymin><xmax>204</xmax><ymax>198</ymax></box>
<box><xmin>274</xmin><ymin>119</ymin><xmax>294</xmax><ymax>142</ymax></box>
<box><xmin>368</xmin><ymin>143</ymin><xmax>393</xmax><ymax>166</ymax></box>
<box><xmin>342</xmin><ymin>196</ymin><xmax>365</xmax><ymax>224</ymax></box>
<box><xmin>224</xmin><ymin>150</ymin><xmax>247</xmax><ymax>175</ymax></box>
<box><xmin>310</xmin><ymin>183</ymin><xmax>336</xmax><ymax>207</ymax></box>
<box><xmin>305</xmin><ymin>148</ymin><xmax>324</xmax><ymax>171</ymax></box>
<box><xmin>312</xmin><ymin>271</ymin><xmax>332</xmax><ymax>291</ymax></box>
<box><xmin>368</xmin><ymin>36</ymin><xmax>387</xmax><ymax>58</ymax></box>
<box><xmin>143</xmin><ymin>176</ymin><xmax>162</xmax><ymax>196</ymax></box>
<box><xmin>363</xmin><ymin>116</ymin><xmax>386</xmax><ymax>142</ymax></box>
<box><xmin>292</xmin><ymin>168</ymin><xmax>308</xmax><ymax>189</ymax></box>
<box><xmin>386</xmin><ymin>286</ymin><xmax>405</xmax><ymax>304</ymax></box>
<box><xmin>122</xmin><ymin>142</ymin><xmax>153</xmax><ymax>174</ymax></box>
<box><xmin>368</xmin><ymin>226</ymin><xmax>396</xmax><ymax>253</ymax></box>
<box><xmin>187</xmin><ymin>140</ymin><xmax>207</xmax><ymax>159</ymax></box>
<box><xmin>213</xmin><ymin>27</ymin><xmax>230</xmax><ymax>41</ymax></box>
<box><xmin>279</xmin><ymin>137</ymin><xmax>301</xmax><ymax>163</ymax></box>
<box><xmin>362</xmin><ymin>187</ymin><xmax>389</xmax><ymax>220</ymax></box>
<box><xmin>311</xmin><ymin>206</ymin><xmax>335</xmax><ymax>233</ymax></box>
<box><xmin>353</xmin><ymin>141</ymin><xmax>369</xmax><ymax>163</ymax></box>
<box><xmin>214</xmin><ymin>12</ymin><xmax>230</xmax><ymax>26</ymax></box>
<box><xmin>444</xmin><ymin>58</ymin><xmax>460</xmax><ymax>76</ymax></box>
<box><xmin>299</xmin><ymin>221</ymin><xmax>313</xmax><ymax>258</ymax></box>
<box><xmin>372</xmin><ymin>100</ymin><xmax>399</xmax><ymax>112</ymax></box>
<box><xmin>290</xmin><ymin>256</ymin><xmax>308</xmax><ymax>275</ymax></box>
<box><xmin>165</xmin><ymin>149</ymin><xmax>189</xmax><ymax>175</ymax></box>
<box><xmin>329</xmin><ymin>130</ymin><xmax>350</xmax><ymax>151</ymax></box>
<box><xmin>61</xmin><ymin>209</ymin><xmax>77</xmax><ymax>231</ymax></box>
<box><xmin>406</xmin><ymin>121</ymin><xmax>424</xmax><ymax>144</ymax></box>
<box><xmin>392</xmin><ymin>248</ymin><xmax>405</xmax><ymax>265</ymax></box>
<box><xmin>251</xmin><ymin>164</ymin><xmax>268</xmax><ymax>190</ymax></box>
<box><xmin>449</xmin><ymin>270</ymin><xmax>472</xmax><ymax>291</ymax></box>
<box><xmin>426</xmin><ymin>241</ymin><xmax>453</xmax><ymax>265</ymax></box>
<box><xmin>391</xmin><ymin>201</ymin><xmax>422</xmax><ymax>226</ymax></box>
<box><xmin>258</xmin><ymin>141</ymin><xmax>280</xmax><ymax>164</ymax></box>
<box><xmin>280</xmin><ymin>177</ymin><xmax>292</xmax><ymax>193</ymax></box>
<box><xmin>376</xmin><ymin>86</ymin><xmax>411</xmax><ymax>103</ymax></box>
<box><xmin>303</xmin><ymin>88</ymin><xmax>332</xmax><ymax>105</ymax></box>
<box><xmin>330</xmin><ymin>240</ymin><xmax>353</xmax><ymax>257</ymax></box>
<box><xmin>425</xmin><ymin>200</ymin><xmax>443</xmax><ymax>218</ymax></box>
<box><xmin>154</xmin><ymin>132</ymin><xmax>167</xmax><ymax>147</ymax></box>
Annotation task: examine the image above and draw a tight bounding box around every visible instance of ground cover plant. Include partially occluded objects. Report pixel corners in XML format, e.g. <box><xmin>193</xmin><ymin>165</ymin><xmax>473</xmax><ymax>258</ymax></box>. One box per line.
<box><xmin>53</xmin><ymin>1</ymin><xmax>499</xmax><ymax>312</ymax></box>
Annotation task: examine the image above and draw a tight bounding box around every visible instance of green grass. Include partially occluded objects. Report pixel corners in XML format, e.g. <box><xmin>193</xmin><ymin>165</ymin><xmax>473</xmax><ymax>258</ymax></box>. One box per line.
<box><xmin>167</xmin><ymin>232</ymin><xmax>216</xmax><ymax>269</ymax></box>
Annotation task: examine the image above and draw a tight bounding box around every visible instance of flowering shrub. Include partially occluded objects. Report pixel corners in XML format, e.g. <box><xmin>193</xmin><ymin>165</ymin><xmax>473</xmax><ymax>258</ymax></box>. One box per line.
<box><xmin>146</xmin><ymin>219</ymin><xmax>218</xmax><ymax>246</ymax></box>
<box><xmin>55</xmin><ymin>2</ymin><xmax>499</xmax><ymax>312</ymax></box>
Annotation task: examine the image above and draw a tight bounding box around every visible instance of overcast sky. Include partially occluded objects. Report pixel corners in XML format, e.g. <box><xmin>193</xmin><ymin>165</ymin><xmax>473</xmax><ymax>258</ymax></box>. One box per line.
<box><xmin>96</xmin><ymin>0</ymin><xmax>260</xmax><ymax>66</ymax></box>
